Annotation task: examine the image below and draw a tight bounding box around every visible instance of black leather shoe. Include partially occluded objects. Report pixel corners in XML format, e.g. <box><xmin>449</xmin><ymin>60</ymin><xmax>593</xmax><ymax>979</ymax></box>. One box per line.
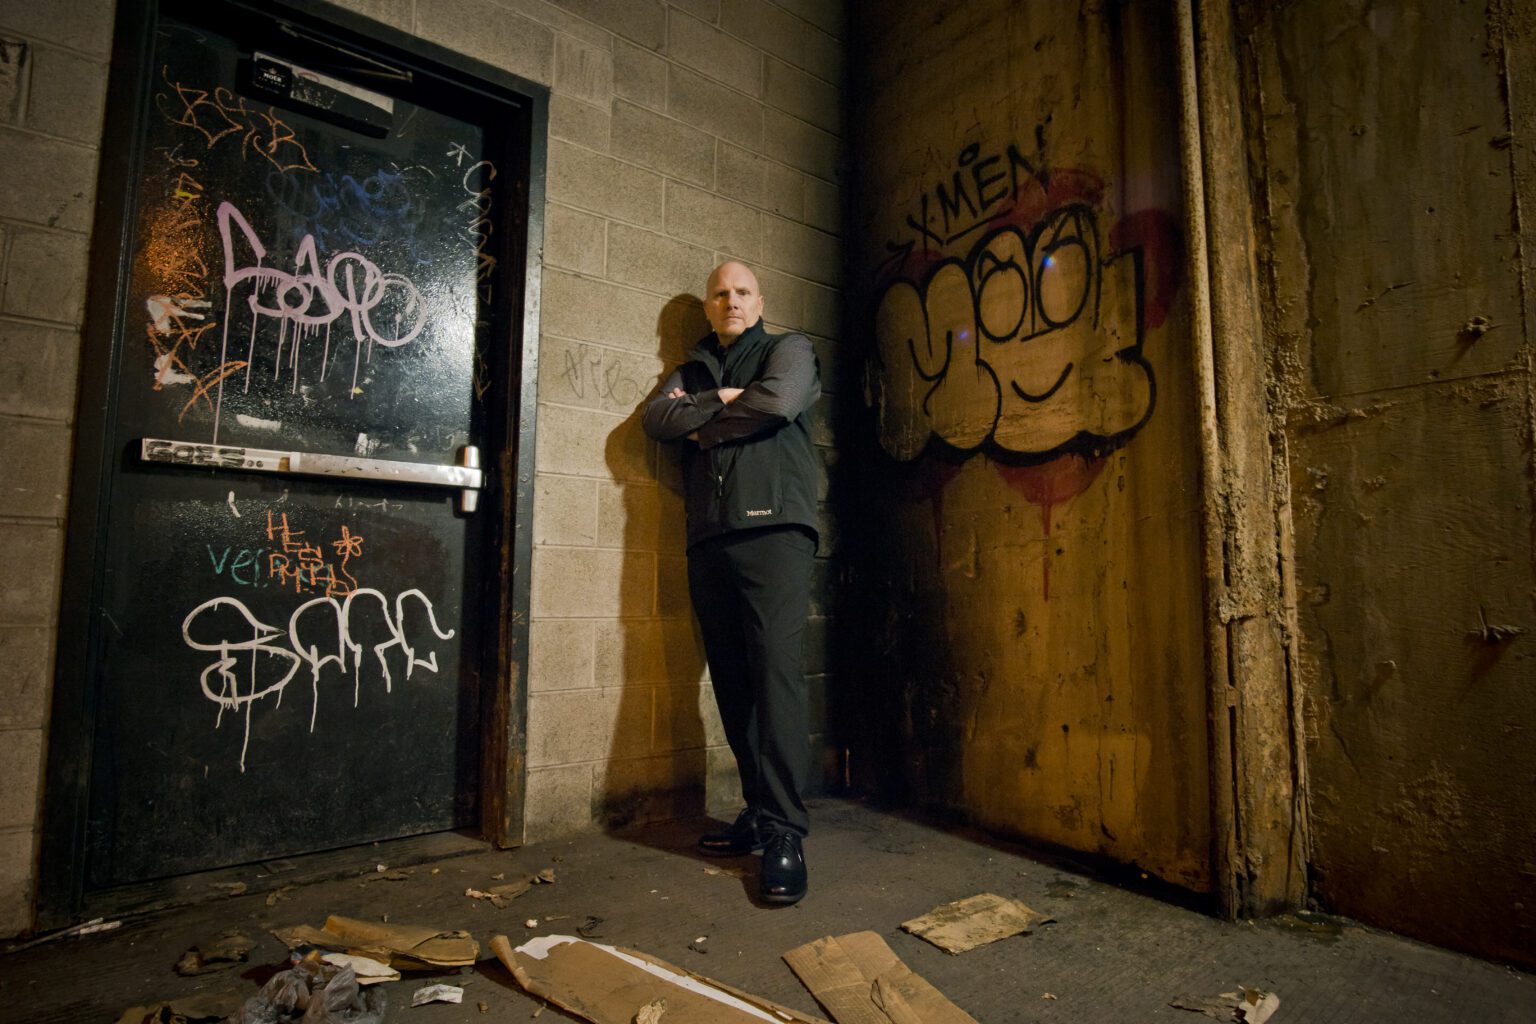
<box><xmin>698</xmin><ymin>808</ymin><xmax>765</xmax><ymax>857</ymax></box>
<box><xmin>759</xmin><ymin>831</ymin><xmax>807</xmax><ymax>904</ymax></box>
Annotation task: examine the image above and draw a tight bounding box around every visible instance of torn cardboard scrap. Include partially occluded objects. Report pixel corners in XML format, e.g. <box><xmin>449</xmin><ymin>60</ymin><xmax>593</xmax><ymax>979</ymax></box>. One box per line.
<box><xmin>490</xmin><ymin>933</ymin><xmax>831</xmax><ymax>1024</ymax></box>
<box><xmin>273</xmin><ymin>915</ymin><xmax>478</xmax><ymax>970</ymax></box>
<box><xmin>321</xmin><ymin>952</ymin><xmax>400</xmax><ymax>985</ymax></box>
<box><xmin>412</xmin><ymin>983</ymin><xmax>464</xmax><ymax>1006</ymax></box>
<box><xmin>900</xmin><ymin>893</ymin><xmax>1051</xmax><ymax>954</ymax></box>
<box><xmin>782</xmin><ymin>931</ymin><xmax>977</xmax><ymax>1024</ymax></box>
<box><xmin>1170</xmin><ymin>988</ymin><xmax>1280</xmax><ymax>1023</ymax></box>
<box><xmin>175</xmin><ymin>930</ymin><xmax>256</xmax><ymax>975</ymax></box>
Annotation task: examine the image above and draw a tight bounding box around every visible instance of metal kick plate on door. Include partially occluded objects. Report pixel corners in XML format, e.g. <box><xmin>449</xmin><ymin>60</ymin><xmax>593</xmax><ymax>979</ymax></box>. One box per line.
<box><xmin>139</xmin><ymin>438</ymin><xmax>484</xmax><ymax>511</ymax></box>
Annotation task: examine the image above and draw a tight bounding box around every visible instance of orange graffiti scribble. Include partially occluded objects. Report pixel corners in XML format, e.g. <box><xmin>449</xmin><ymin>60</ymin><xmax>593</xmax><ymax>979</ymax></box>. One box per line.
<box><xmin>156</xmin><ymin>68</ymin><xmax>317</xmax><ymax>174</ymax></box>
<box><xmin>266</xmin><ymin>512</ymin><xmax>364</xmax><ymax>597</ymax></box>
<box><xmin>180</xmin><ymin>360</ymin><xmax>248</xmax><ymax>421</ymax></box>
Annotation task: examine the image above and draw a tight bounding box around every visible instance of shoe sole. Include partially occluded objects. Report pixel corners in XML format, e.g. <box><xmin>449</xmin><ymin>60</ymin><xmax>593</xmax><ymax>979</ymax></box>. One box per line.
<box><xmin>760</xmin><ymin>887</ymin><xmax>806</xmax><ymax>904</ymax></box>
<box><xmin>697</xmin><ymin>841</ymin><xmax>767</xmax><ymax>857</ymax></box>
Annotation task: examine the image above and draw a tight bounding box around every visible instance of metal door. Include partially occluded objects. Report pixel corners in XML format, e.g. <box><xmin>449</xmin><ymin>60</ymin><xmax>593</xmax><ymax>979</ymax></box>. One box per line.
<box><xmin>55</xmin><ymin>2</ymin><xmax>532</xmax><ymax>891</ymax></box>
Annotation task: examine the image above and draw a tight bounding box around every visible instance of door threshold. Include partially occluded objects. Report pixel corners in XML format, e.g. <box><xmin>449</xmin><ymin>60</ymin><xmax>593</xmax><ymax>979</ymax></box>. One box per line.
<box><xmin>78</xmin><ymin>830</ymin><xmax>488</xmax><ymax>925</ymax></box>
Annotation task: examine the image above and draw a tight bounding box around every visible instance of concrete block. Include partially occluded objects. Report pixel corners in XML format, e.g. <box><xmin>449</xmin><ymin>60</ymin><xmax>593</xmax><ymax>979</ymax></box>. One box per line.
<box><xmin>0</xmin><ymin>627</ymin><xmax>50</xmax><ymax>730</ymax></box>
<box><xmin>810</xmin><ymin>334</ymin><xmax>838</xmax><ymax>395</ymax></box>
<box><xmin>0</xmin><ymin>419</ymin><xmax>69</xmax><ymax>518</ymax></box>
<box><xmin>547</xmin><ymin>138</ymin><xmax>664</xmax><ymax>227</ymax></box>
<box><xmin>715</xmin><ymin>142</ymin><xmax>766</xmax><ymax>208</ymax></box>
<box><xmin>765</xmin><ymin>56</ymin><xmax>839</xmax><ymax>134</ymax></box>
<box><xmin>0</xmin><ymin>728</ymin><xmax>41</xmax><ymax>827</ymax></box>
<box><xmin>554</xmin><ymin>33</ymin><xmax>612</xmax><ymax>106</ymax></box>
<box><xmin>594</xmin><ymin>748</ymin><xmax>707</xmax><ymax>827</ymax></box>
<box><xmin>762</xmin><ymin>215</ymin><xmax>839</xmax><ymax>285</ymax></box>
<box><xmin>548</xmin><ymin>93</ymin><xmax>611</xmax><ymax>151</ymax></box>
<box><xmin>533</xmin><ymin>472</ymin><xmax>597</xmax><ymax>546</ymax></box>
<box><xmin>547</xmin><ymin>0</ymin><xmax>665</xmax><ymax>50</ymax></box>
<box><xmin>753</xmin><ymin>265</ymin><xmax>805</xmax><ymax>333</ymax></box>
<box><xmin>704</xmin><ymin>743</ymin><xmax>743</xmax><ymax>811</ymax></box>
<box><xmin>320</xmin><ymin>0</ymin><xmax>414</xmax><ymax>30</ymax></box>
<box><xmin>0</xmin><ymin>828</ymin><xmax>32</xmax><ymax>938</ymax></box>
<box><xmin>656</xmin><ymin>552</ymin><xmax>692</xmax><ymax>619</ymax></box>
<box><xmin>763</xmin><ymin>107</ymin><xmax>838</xmax><ymax>183</ymax></box>
<box><xmin>805</xmin><ymin>671</ymin><xmax>829</xmax><ymax>734</ymax></box>
<box><xmin>527</xmin><ymin>686</ymin><xmax>652</xmax><ymax>766</ymax></box>
<box><xmin>541</xmin><ymin>268</ymin><xmax>672</xmax><ymax>353</ymax></box>
<box><xmin>528</xmin><ymin>617</ymin><xmax>596</xmax><ymax>691</ymax></box>
<box><xmin>0</xmin><ymin>38</ymin><xmax>25</xmax><ymax>125</ymax></box>
<box><xmin>533</xmin><ymin>401</ymin><xmax>654</xmax><ymax>481</ymax></box>
<box><xmin>606</xmin><ymin>223</ymin><xmax>714</xmax><ymax>297</ymax></box>
<box><xmin>653</xmin><ymin>681</ymin><xmax>710</xmax><ymax>751</ymax></box>
<box><xmin>719</xmin><ymin>0</ymin><xmax>803</xmax><ymax>67</ymax></box>
<box><xmin>1</xmin><ymin>227</ymin><xmax>87</xmax><ymax>323</ymax></box>
<box><xmin>25</xmin><ymin>44</ymin><xmax>106</xmax><ymax>143</ymax></box>
<box><xmin>0</xmin><ymin>320</ymin><xmax>81</xmax><ymax>422</ymax></box>
<box><xmin>774</xmin><ymin>0</ymin><xmax>843</xmax><ymax>38</ymax></box>
<box><xmin>694</xmin><ymin>679</ymin><xmax>727</xmax><ymax>747</ymax></box>
<box><xmin>495</xmin><ymin>0</ymin><xmax>614</xmax><ymax>50</ymax></box>
<box><xmin>667</xmin><ymin>65</ymin><xmax>763</xmax><ymax>150</ymax></box>
<box><xmin>803</xmin><ymin>281</ymin><xmax>839</xmax><ymax>338</ymax></box>
<box><xmin>597</xmin><ymin>477</ymin><xmax>686</xmax><ymax>551</ymax></box>
<box><xmin>668</xmin><ymin>0</ymin><xmax>718</xmax><ymax>23</ymax></box>
<box><xmin>416</xmin><ymin>0</ymin><xmax>555</xmax><ymax>83</ymax></box>
<box><xmin>763</xmin><ymin>159</ymin><xmax>804</xmax><ymax>218</ymax></box>
<box><xmin>613</xmin><ymin>39</ymin><xmax>666</xmax><ymax>111</ymax></box>
<box><xmin>530</xmin><ymin>544</ymin><xmax>656</xmax><ymax>619</ymax></box>
<box><xmin>0</xmin><ymin>0</ymin><xmax>112</xmax><ymax>57</ymax></box>
<box><xmin>666</xmin><ymin>9</ymin><xmax>761</xmax><ymax>97</ymax></box>
<box><xmin>802</xmin><ymin>614</ymin><xmax>829</xmax><ymax>676</ymax></box>
<box><xmin>0</xmin><ymin>129</ymin><xmax>96</xmax><ymax>232</ymax></box>
<box><xmin>803</xmin><ymin>24</ymin><xmax>843</xmax><ymax>84</ymax></box>
<box><xmin>543</xmin><ymin>202</ymin><xmax>607</xmax><ymax>276</ymax></box>
<box><xmin>0</xmin><ymin>524</ymin><xmax>58</xmax><ymax>624</ymax></box>
<box><xmin>539</xmin><ymin>336</ymin><xmax>662</xmax><ymax>416</ymax></box>
<box><xmin>663</xmin><ymin>180</ymin><xmax>761</xmax><ymax>260</ymax></box>
<box><xmin>522</xmin><ymin>763</ymin><xmax>594</xmax><ymax>840</ymax></box>
<box><xmin>804</xmin><ymin>176</ymin><xmax>840</xmax><ymax>233</ymax></box>
<box><xmin>594</xmin><ymin>614</ymin><xmax>703</xmax><ymax>687</ymax></box>
<box><xmin>611</xmin><ymin>100</ymin><xmax>714</xmax><ymax>188</ymax></box>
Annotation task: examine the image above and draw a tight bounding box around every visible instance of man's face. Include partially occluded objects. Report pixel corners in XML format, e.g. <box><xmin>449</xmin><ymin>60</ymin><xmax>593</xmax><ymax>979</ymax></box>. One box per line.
<box><xmin>704</xmin><ymin>262</ymin><xmax>765</xmax><ymax>344</ymax></box>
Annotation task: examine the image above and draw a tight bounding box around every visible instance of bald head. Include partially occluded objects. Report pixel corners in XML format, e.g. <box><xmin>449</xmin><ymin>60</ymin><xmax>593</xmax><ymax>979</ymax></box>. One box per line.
<box><xmin>703</xmin><ymin>261</ymin><xmax>765</xmax><ymax>345</ymax></box>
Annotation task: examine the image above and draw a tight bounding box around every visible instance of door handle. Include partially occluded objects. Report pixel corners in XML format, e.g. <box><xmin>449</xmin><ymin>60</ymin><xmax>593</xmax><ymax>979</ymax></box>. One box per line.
<box><xmin>139</xmin><ymin>438</ymin><xmax>484</xmax><ymax>513</ymax></box>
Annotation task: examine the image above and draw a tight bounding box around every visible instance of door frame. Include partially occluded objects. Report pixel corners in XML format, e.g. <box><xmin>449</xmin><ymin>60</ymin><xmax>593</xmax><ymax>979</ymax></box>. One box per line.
<box><xmin>36</xmin><ymin>0</ymin><xmax>547</xmax><ymax>929</ymax></box>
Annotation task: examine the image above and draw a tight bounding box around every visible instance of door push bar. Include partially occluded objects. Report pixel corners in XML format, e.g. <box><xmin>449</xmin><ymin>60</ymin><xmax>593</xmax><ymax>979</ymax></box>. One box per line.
<box><xmin>139</xmin><ymin>438</ymin><xmax>484</xmax><ymax>513</ymax></box>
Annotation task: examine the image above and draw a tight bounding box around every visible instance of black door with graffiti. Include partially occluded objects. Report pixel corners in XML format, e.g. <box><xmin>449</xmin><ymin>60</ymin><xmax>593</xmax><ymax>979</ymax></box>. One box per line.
<box><xmin>64</xmin><ymin>3</ymin><xmax>529</xmax><ymax>889</ymax></box>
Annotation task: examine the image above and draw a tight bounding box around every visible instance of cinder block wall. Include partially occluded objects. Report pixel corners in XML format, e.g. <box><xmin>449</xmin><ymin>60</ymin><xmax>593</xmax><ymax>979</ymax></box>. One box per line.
<box><xmin>0</xmin><ymin>0</ymin><xmax>844</xmax><ymax>935</ymax></box>
<box><xmin>0</xmin><ymin>0</ymin><xmax>112</xmax><ymax>938</ymax></box>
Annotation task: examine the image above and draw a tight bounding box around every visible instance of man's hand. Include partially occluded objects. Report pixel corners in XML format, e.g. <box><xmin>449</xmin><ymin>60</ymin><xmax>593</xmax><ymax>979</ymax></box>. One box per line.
<box><xmin>667</xmin><ymin>388</ymin><xmax>687</xmax><ymax>399</ymax></box>
<box><xmin>719</xmin><ymin>387</ymin><xmax>744</xmax><ymax>403</ymax></box>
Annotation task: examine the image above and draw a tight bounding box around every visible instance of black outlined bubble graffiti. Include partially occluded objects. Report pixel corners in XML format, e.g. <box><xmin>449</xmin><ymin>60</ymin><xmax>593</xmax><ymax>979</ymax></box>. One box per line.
<box><xmin>872</xmin><ymin>200</ymin><xmax>1158</xmax><ymax>464</ymax></box>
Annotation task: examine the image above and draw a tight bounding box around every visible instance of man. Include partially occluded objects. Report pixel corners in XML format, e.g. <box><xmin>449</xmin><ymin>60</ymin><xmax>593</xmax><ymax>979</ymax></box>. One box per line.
<box><xmin>641</xmin><ymin>260</ymin><xmax>821</xmax><ymax>904</ymax></box>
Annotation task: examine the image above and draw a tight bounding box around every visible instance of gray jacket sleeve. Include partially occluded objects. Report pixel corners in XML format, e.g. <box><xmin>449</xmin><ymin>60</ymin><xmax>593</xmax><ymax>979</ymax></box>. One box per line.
<box><xmin>696</xmin><ymin>334</ymin><xmax>820</xmax><ymax>450</ymax></box>
<box><xmin>641</xmin><ymin>365</ymin><xmax>726</xmax><ymax>442</ymax></box>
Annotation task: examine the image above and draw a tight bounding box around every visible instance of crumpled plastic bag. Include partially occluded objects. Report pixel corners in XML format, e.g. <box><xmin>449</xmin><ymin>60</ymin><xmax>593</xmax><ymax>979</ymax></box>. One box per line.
<box><xmin>227</xmin><ymin>959</ymin><xmax>385</xmax><ymax>1024</ymax></box>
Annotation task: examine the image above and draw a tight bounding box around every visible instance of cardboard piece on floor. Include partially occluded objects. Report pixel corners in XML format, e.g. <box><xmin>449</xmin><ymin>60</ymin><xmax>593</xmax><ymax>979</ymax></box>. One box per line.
<box><xmin>490</xmin><ymin>933</ymin><xmax>832</xmax><ymax>1024</ymax></box>
<box><xmin>321</xmin><ymin>952</ymin><xmax>401</xmax><ymax>985</ymax></box>
<box><xmin>781</xmin><ymin>931</ymin><xmax>978</xmax><ymax>1024</ymax></box>
<box><xmin>112</xmin><ymin>992</ymin><xmax>243</xmax><ymax>1024</ymax></box>
<box><xmin>900</xmin><ymin>893</ymin><xmax>1051</xmax><ymax>954</ymax></box>
<box><xmin>273</xmin><ymin>915</ymin><xmax>478</xmax><ymax>969</ymax></box>
<box><xmin>1169</xmin><ymin>988</ymin><xmax>1280</xmax><ymax>1023</ymax></box>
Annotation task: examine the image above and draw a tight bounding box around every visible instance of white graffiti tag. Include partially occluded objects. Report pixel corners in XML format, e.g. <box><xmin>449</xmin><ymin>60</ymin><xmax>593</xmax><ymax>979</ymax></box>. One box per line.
<box><xmin>182</xmin><ymin>588</ymin><xmax>455</xmax><ymax>771</ymax></box>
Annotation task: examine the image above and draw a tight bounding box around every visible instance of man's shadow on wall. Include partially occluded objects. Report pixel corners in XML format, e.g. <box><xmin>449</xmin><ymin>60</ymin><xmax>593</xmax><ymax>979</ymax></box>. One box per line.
<box><xmin>601</xmin><ymin>294</ymin><xmax>742</xmax><ymax>855</ymax></box>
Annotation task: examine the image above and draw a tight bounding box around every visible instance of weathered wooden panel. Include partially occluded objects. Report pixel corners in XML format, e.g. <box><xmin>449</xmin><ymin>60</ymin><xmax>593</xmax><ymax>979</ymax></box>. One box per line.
<box><xmin>1263</xmin><ymin>0</ymin><xmax>1523</xmax><ymax>401</ymax></box>
<box><xmin>845</xmin><ymin>0</ymin><xmax>1210</xmax><ymax>889</ymax></box>
<box><xmin>1289</xmin><ymin>382</ymin><xmax>1535</xmax><ymax>962</ymax></box>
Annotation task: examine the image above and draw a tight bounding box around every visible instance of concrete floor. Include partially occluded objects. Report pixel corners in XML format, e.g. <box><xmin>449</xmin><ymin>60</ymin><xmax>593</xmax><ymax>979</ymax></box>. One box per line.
<box><xmin>1</xmin><ymin>798</ymin><xmax>1531</xmax><ymax>1023</ymax></box>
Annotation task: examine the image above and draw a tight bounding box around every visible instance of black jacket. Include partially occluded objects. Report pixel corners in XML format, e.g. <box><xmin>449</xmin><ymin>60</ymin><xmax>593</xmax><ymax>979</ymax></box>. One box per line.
<box><xmin>641</xmin><ymin>319</ymin><xmax>821</xmax><ymax>549</ymax></box>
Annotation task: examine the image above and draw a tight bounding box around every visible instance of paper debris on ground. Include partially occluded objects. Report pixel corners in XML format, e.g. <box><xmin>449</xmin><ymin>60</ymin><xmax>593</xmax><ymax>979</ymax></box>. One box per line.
<box><xmin>899</xmin><ymin>893</ymin><xmax>1052</xmax><ymax>954</ymax></box>
<box><xmin>321</xmin><ymin>952</ymin><xmax>401</xmax><ymax>985</ymax></box>
<box><xmin>210</xmin><ymin>881</ymin><xmax>248</xmax><ymax>897</ymax></box>
<box><xmin>1169</xmin><ymin>988</ymin><xmax>1280</xmax><ymax>1023</ymax></box>
<box><xmin>175</xmin><ymin>929</ymin><xmax>256</xmax><ymax>975</ymax></box>
<box><xmin>266</xmin><ymin>885</ymin><xmax>297</xmax><ymax>907</ymax></box>
<box><xmin>412</xmin><ymin>983</ymin><xmax>465</xmax><ymax>1006</ymax></box>
<box><xmin>635</xmin><ymin>998</ymin><xmax>667</xmax><ymax>1023</ymax></box>
<box><xmin>490</xmin><ymin>933</ymin><xmax>831</xmax><ymax>1024</ymax></box>
<box><xmin>465</xmin><ymin>867</ymin><xmax>556</xmax><ymax>907</ymax></box>
<box><xmin>113</xmin><ymin>993</ymin><xmax>243</xmax><ymax>1024</ymax></box>
<box><xmin>273</xmin><ymin>915</ymin><xmax>478</xmax><ymax>969</ymax></box>
<box><xmin>782</xmin><ymin>931</ymin><xmax>978</xmax><ymax>1024</ymax></box>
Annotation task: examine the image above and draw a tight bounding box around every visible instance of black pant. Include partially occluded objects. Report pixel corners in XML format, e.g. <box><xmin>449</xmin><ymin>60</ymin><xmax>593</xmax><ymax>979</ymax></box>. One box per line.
<box><xmin>686</xmin><ymin>525</ymin><xmax>816</xmax><ymax>837</ymax></box>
